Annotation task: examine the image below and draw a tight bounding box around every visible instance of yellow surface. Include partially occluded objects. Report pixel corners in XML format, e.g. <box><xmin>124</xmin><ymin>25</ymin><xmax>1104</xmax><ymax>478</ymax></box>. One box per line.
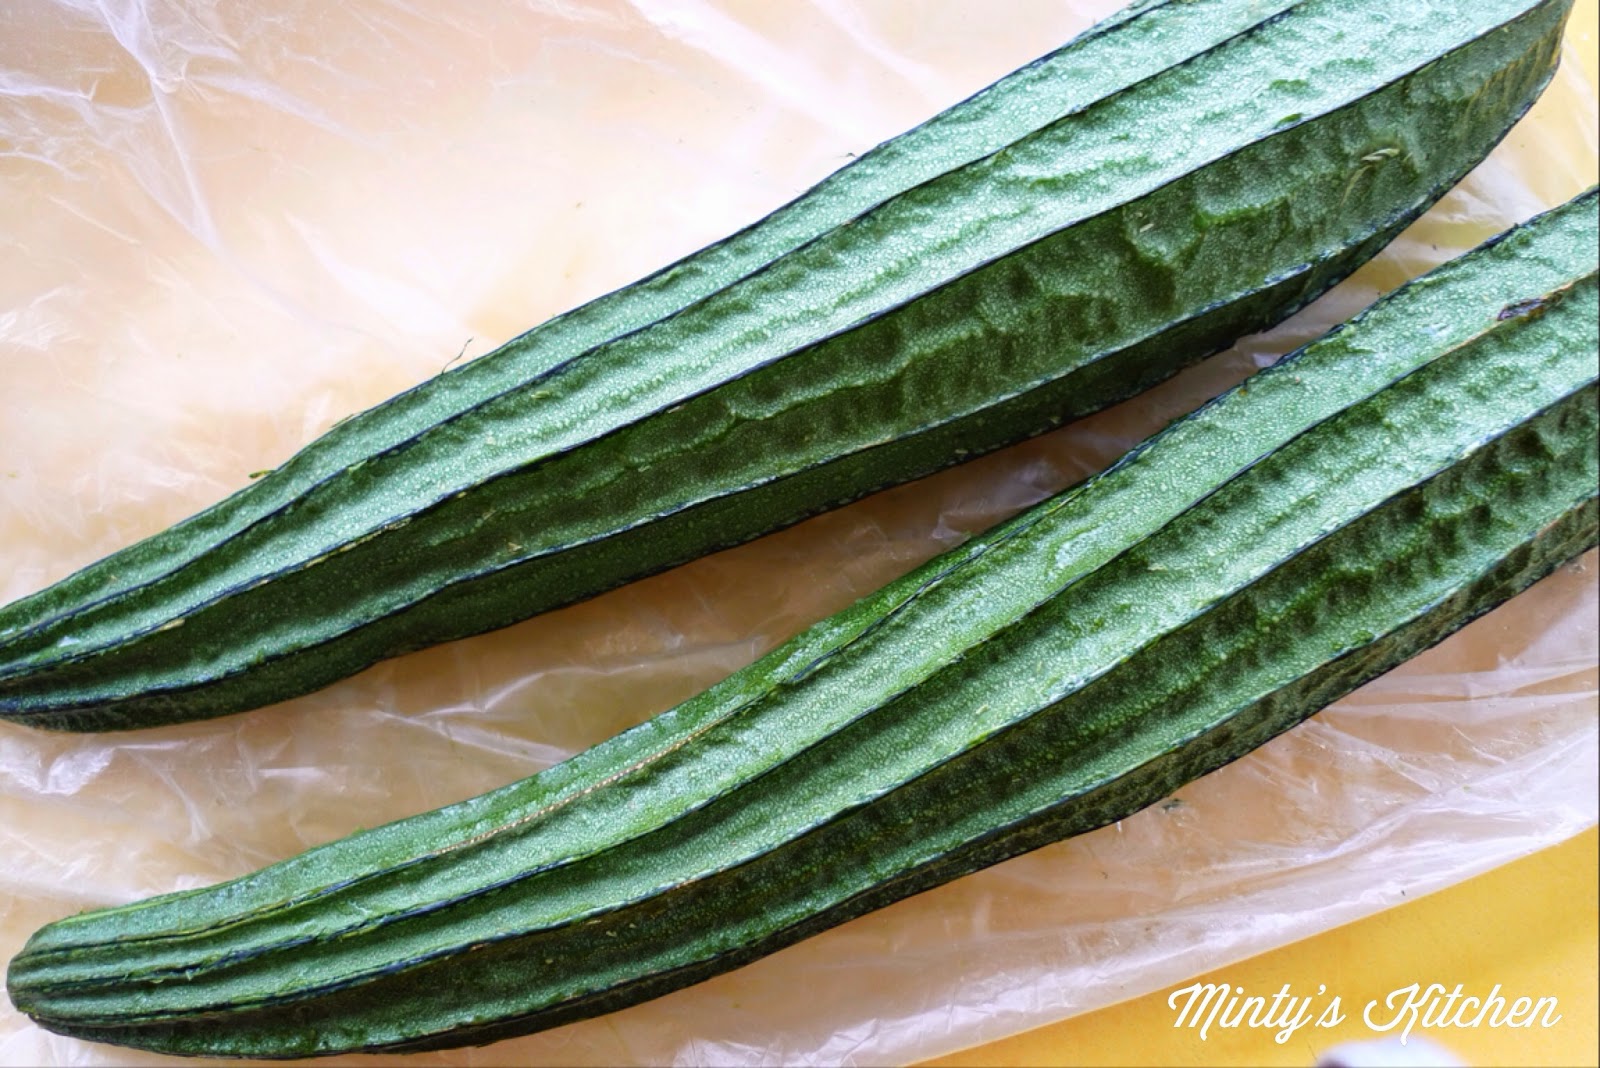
<box><xmin>931</xmin><ymin>828</ymin><xmax>1600</xmax><ymax>1067</ymax></box>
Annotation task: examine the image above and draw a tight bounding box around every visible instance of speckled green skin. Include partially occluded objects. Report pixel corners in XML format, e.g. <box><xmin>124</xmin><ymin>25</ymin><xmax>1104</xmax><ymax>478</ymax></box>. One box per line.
<box><xmin>10</xmin><ymin>190</ymin><xmax>1597</xmax><ymax>1058</ymax></box>
<box><xmin>0</xmin><ymin>0</ymin><xmax>1575</xmax><ymax>730</ymax></box>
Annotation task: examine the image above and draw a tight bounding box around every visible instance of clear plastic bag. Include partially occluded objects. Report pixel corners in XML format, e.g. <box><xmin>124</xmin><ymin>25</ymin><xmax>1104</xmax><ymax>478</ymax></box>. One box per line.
<box><xmin>0</xmin><ymin>1</ymin><xmax>1595</xmax><ymax>1064</ymax></box>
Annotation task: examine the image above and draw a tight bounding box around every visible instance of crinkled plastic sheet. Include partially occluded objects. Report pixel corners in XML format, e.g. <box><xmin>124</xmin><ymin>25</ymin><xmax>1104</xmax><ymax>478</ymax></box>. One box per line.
<box><xmin>0</xmin><ymin>1</ymin><xmax>1596</xmax><ymax>1064</ymax></box>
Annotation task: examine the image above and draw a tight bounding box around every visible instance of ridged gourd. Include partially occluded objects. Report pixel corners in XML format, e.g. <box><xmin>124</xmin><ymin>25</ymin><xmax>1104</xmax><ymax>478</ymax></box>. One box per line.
<box><xmin>0</xmin><ymin>0</ymin><xmax>1577</xmax><ymax>730</ymax></box>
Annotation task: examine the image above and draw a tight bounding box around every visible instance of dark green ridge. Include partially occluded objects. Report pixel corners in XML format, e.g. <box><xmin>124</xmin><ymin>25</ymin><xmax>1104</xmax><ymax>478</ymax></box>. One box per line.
<box><xmin>13</xmin><ymin>189</ymin><xmax>1599</xmax><ymax>973</ymax></box>
<box><xmin>9</xmin><ymin>191</ymin><xmax>1596</xmax><ymax>1056</ymax></box>
<box><xmin>0</xmin><ymin>0</ymin><xmax>1571</xmax><ymax>729</ymax></box>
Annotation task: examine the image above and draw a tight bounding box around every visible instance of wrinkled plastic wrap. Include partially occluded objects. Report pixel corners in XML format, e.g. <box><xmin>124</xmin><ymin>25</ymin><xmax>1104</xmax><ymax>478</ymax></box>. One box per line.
<box><xmin>0</xmin><ymin>1</ymin><xmax>1596</xmax><ymax>1064</ymax></box>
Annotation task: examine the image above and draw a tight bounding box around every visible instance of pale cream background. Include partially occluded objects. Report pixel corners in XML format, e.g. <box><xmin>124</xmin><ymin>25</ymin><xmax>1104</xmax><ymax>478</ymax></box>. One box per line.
<box><xmin>0</xmin><ymin>2</ymin><xmax>1596</xmax><ymax>1065</ymax></box>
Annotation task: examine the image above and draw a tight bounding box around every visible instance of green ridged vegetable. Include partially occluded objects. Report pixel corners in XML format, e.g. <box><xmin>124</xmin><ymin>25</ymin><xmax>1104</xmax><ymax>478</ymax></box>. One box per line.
<box><xmin>10</xmin><ymin>188</ymin><xmax>1596</xmax><ymax>1059</ymax></box>
<box><xmin>0</xmin><ymin>0</ymin><xmax>1574</xmax><ymax>731</ymax></box>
